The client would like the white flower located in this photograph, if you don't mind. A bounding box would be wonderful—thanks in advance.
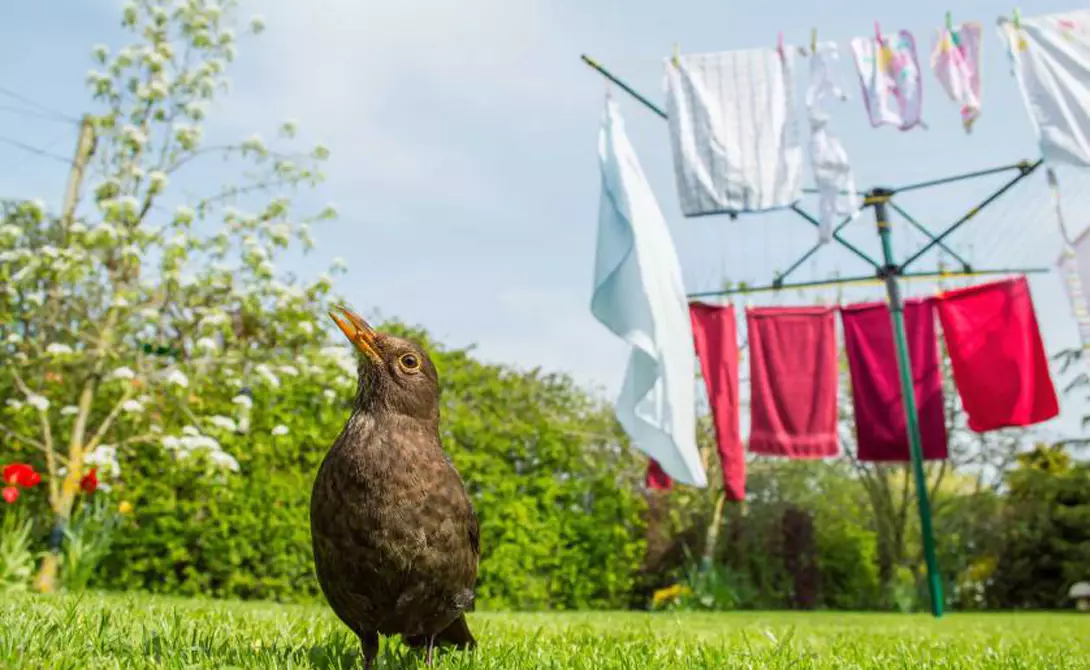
[231,394,253,409]
[26,394,50,411]
[121,399,144,414]
[110,366,136,381]
[121,124,148,148]
[61,405,79,416]
[196,337,218,353]
[271,425,289,437]
[200,312,229,329]
[241,134,266,154]
[174,205,195,225]
[85,444,120,478]
[250,15,266,34]
[5,399,24,410]
[278,365,299,377]
[182,426,200,437]
[161,435,181,450]
[46,343,73,356]
[254,364,280,388]
[209,450,240,472]
[209,416,237,432]
[4,333,21,344]
[323,389,337,401]
[299,322,315,335]
[148,171,169,193]
[0,224,21,241]
[165,369,189,388]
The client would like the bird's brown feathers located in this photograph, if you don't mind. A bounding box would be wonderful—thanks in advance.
[310,324,479,656]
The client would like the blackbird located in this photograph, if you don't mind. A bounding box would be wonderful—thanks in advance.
[311,305,479,668]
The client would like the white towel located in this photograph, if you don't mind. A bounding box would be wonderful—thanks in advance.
[1000,11,1090,167]
[591,97,707,488]
[1057,227,1090,350]
[663,49,803,216]
[806,41,860,244]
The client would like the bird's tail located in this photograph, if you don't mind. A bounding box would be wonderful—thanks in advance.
[404,613,476,650]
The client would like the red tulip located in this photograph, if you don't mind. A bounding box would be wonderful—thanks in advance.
[2,463,39,488]
[1,486,18,504]
[80,467,99,494]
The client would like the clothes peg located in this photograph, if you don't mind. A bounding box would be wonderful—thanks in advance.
[672,42,680,67]
[945,11,953,31]
[777,32,785,61]
[1013,8,1021,31]
[874,20,883,44]
[811,28,817,55]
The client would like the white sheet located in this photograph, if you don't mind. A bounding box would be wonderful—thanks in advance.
[663,49,803,216]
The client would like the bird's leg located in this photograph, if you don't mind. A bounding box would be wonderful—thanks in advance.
[425,635,436,666]
[357,631,379,670]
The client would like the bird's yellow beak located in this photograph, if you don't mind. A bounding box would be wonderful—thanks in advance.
[329,304,380,361]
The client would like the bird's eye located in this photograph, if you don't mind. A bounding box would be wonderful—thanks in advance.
[398,353,420,371]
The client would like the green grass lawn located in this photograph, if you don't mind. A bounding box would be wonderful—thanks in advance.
[2,593,1089,669]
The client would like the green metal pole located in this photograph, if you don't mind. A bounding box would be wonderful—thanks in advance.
[867,188,945,618]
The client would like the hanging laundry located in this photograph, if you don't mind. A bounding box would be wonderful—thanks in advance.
[591,96,707,488]
[930,21,983,132]
[841,299,948,461]
[806,41,860,243]
[663,48,804,216]
[1057,227,1090,350]
[1000,11,1090,167]
[645,459,673,491]
[936,277,1060,432]
[850,29,926,131]
[690,302,745,501]
[746,307,839,458]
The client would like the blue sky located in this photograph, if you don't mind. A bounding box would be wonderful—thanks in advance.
[2,0,1088,442]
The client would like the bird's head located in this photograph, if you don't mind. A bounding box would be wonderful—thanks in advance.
[328,304,440,420]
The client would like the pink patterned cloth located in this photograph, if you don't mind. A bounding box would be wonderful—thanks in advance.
[931,22,983,132]
[851,29,925,131]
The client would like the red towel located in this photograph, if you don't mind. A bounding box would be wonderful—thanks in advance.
[690,302,745,501]
[841,298,948,462]
[645,459,673,490]
[936,277,1059,432]
[746,307,839,458]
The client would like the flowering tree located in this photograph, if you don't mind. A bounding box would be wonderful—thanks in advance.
[0,0,350,592]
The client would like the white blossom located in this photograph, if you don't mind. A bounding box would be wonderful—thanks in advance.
[278,364,299,377]
[26,394,50,412]
[5,399,24,410]
[46,343,73,356]
[250,15,266,34]
[254,364,280,388]
[231,394,253,409]
[148,170,169,193]
[209,415,237,432]
[196,337,218,353]
[121,124,148,148]
[299,322,315,335]
[61,406,79,416]
[330,256,348,273]
[85,444,121,478]
[323,389,337,401]
[271,425,289,437]
[121,399,144,414]
[165,369,189,388]
[209,450,240,472]
[110,366,136,381]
